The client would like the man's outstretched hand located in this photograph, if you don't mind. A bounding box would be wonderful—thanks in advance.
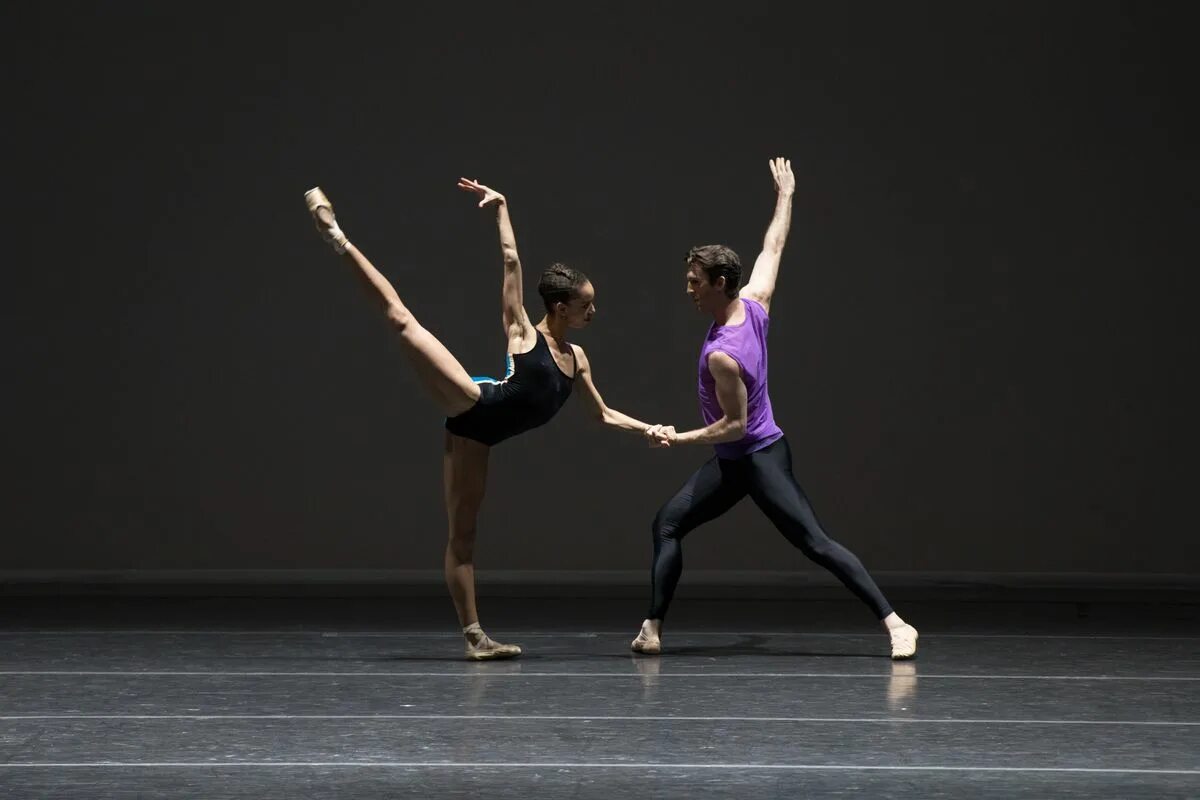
[769,157,794,196]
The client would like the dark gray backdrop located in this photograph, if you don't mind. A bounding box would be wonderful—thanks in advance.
[3,3,1196,576]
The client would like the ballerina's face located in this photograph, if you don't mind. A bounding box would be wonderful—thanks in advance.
[560,281,596,329]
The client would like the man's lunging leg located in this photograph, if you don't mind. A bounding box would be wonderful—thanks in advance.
[634,457,745,654]
[745,438,919,659]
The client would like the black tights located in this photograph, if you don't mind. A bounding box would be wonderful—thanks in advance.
[648,437,893,621]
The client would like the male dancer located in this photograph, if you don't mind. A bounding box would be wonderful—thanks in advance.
[635,158,918,659]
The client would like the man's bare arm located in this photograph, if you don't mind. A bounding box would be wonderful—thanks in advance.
[741,157,795,314]
[671,352,748,446]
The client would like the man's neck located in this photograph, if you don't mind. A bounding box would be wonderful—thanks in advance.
[711,296,742,326]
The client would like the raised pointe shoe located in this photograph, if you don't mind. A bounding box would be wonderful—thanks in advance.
[889,624,919,660]
[304,186,349,253]
[463,625,522,661]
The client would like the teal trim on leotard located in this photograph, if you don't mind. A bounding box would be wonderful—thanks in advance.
[470,353,516,385]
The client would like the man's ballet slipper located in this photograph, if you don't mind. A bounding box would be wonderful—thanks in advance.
[889,624,919,660]
[304,186,349,254]
[631,627,661,655]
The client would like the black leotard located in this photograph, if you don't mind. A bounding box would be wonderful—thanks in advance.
[445,330,575,446]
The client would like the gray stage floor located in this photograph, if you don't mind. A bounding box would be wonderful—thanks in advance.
[0,594,1197,798]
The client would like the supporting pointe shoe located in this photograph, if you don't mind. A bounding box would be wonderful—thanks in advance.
[889,624,919,660]
[304,186,349,254]
[630,623,661,655]
[463,623,522,661]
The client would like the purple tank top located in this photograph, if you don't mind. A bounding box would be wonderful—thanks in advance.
[698,297,784,459]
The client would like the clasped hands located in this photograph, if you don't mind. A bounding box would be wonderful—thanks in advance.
[644,424,677,449]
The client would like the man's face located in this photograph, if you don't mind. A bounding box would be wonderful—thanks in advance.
[686,264,724,313]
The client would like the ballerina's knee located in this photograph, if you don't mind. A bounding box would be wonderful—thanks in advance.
[385,302,414,333]
[447,523,478,562]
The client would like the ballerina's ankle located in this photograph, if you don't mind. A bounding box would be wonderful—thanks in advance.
[327,226,349,254]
